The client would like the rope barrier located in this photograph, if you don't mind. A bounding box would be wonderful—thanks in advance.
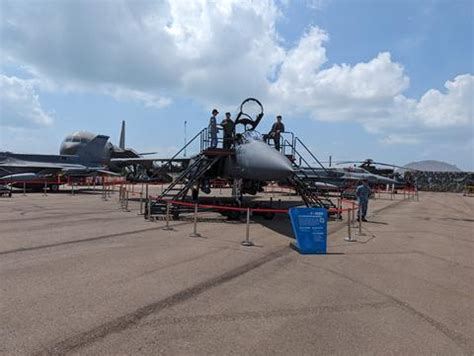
[143,197,359,215]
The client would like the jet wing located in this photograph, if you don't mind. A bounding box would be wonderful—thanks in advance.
[0,160,69,170]
[110,158,189,164]
[61,167,121,176]
[0,159,118,179]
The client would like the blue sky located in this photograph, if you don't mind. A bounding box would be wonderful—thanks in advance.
[1,0,473,170]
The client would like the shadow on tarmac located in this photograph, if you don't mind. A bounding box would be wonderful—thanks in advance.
[258,215,294,238]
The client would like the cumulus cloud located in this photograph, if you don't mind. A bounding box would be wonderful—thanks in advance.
[416,74,473,128]
[0,0,472,146]
[0,0,283,106]
[268,25,472,143]
[0,75,53,128]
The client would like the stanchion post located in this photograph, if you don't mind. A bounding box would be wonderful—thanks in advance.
[357,215,365,236]
[189,203,201,237]
[336,197,342,220]
[43,181,48,196]
[125,190,129,211]
[241,208,254,247]
[139,192,144,215]
[23,182,26,196]
[351,202,356,226]
[344,208,356,242]
[163,202,173,230]
[102,182,108,201]
[147,195,152,220]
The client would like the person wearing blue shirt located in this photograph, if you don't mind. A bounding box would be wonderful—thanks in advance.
[356,179,371,222]
[208,109,219,148]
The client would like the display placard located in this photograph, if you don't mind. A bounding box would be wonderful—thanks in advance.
[289,207,327,254]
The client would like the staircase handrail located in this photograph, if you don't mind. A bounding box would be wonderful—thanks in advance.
[283,139,323,180]
[150,128,207,179]
[294,137,329,173]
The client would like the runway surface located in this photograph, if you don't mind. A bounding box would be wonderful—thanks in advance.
[1,191,473,355]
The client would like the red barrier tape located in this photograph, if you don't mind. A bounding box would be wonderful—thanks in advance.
[146,198,356,215]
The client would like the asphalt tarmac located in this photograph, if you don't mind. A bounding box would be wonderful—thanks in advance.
[0,190,473,355]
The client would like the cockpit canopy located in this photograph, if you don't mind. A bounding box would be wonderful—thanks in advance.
[63,131,96,144]
[342,167,369,174]
[239,130,263,144]
[64,136,89,143]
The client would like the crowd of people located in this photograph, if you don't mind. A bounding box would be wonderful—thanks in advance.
[407,171,474,192]
[208,109,284,150]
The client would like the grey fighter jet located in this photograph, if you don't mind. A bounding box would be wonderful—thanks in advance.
[299,166,400,188]
[150,98,295,200]
[148,98,337,219]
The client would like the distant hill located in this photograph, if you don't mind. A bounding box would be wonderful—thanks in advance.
[403,160,462,172]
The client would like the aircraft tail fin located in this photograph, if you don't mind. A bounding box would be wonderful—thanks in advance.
[77,135,109,163]
[119,120,125,149]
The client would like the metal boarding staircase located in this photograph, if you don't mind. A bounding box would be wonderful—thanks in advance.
[287,174,332,208]
[281,136,337,210]
[147,125,336,215]
[150,154,221,214]
[147,128,223,215]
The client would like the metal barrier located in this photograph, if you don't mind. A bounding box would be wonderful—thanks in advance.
[112,185,368,245]
[189,203,201,237]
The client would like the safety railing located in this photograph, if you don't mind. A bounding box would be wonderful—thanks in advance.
[293,137,328,173]
[116,186,366,245]
[150,128,208,180]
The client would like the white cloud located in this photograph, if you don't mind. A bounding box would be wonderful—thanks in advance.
[379,134,421,145]
[308,0,331,11]
[416,74,474,128]
[0,0,283,106]
[108,88,172,109]
[0,0,472,148]
[0,74,53,128]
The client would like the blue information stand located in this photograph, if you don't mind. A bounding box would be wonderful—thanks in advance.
[289,207,327,254]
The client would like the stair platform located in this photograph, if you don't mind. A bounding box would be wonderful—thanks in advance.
[202,148,235,156]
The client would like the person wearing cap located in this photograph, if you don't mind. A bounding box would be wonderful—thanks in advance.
[268,115,285,151]
[356,179,371,222]
[220,112,235,149]
[208,109,219,148]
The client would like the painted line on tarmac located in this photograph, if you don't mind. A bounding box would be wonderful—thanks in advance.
[1,208,124,223]
[33,247,291,356]
[0,222,191,256]
[0,215,139,234]
[143,301,394,327]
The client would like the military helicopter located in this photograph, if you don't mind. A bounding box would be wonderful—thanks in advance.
[297,165,401,189]
[334,159,409,177]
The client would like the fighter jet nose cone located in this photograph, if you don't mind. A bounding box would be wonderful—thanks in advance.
[237,140,294,181]
[272,154,294,175]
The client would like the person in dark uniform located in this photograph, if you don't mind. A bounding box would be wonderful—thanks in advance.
[208,109,219,148]
[356,179,371,222]
[220,112,234,149]
[268,115,285,151]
